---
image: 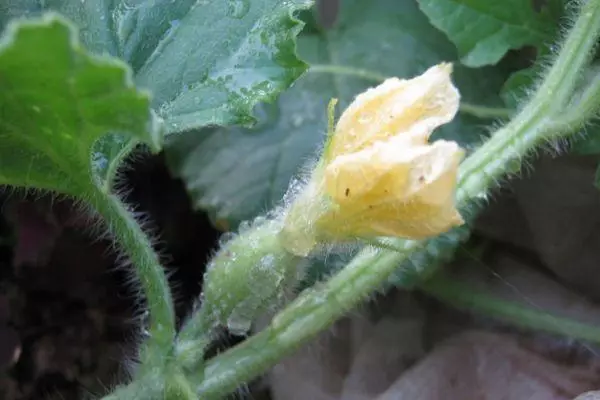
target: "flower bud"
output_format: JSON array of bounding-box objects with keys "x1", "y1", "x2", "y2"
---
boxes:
[{"x1": 201, "y1": 220, "x2": 302, "y2": 335}]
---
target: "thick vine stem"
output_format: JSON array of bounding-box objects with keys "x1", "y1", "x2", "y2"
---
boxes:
[
  {"x1": 192, "y1": 1, "x2": 600, "y2": 397},
  {"x1": 421, "y1": 275, "x2": 600, "y2": 345},
  {"x1": 87, "y1": 187, "x2": 175, "y2": 369}
]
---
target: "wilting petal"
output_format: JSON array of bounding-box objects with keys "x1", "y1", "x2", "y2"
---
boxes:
[
  {"x1": 327, "y1": 63, "x2": 460, "y2": 159},
  {"x1": 318, "y1": 137, "x2": 464, "y2": 239},
  {"x1": 281, "y1": 63, "x2": 465, "y2": 256}
]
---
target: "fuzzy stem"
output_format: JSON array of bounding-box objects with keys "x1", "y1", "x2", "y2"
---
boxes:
[
  {"x1": 553, "y1": 71, "x2": 600, "y2": 132},
  {"x1": 421, "y1": 275, "x2": 600, "y2": 344},
  {"x1": 457, "y1": 0, "x2": 600, "y2": 203},
  {"x1": 192, "y1": 1, "x2": 600, "y2": 397},
  {"x1": 87, "y1": 188, "x2": 175, "y2": 369},
  {"x1": 102, "y1": 139, "x2": 139, "y2": 193}
]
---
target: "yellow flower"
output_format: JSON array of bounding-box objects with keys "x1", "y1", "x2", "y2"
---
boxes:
[{"x1": 281, "y1": 63, "x2": 465, "y2": 256}]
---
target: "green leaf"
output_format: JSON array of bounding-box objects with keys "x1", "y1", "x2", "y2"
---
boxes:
[
  {"x1": 0, "y1": 13, "x2": 160, "y2": 196},
  {"x1": 121, "y1": 0, "x2": 311, "y2": 133},
  {"x1": 166, "y1": 0, "x2": 510, "y2": 228},
  {"x1": 0, "y1": 0, "x2": 311, "y2": 133},
  {"x1": 500, "y1": 64, "x2": 538, "y2": 109},
  {"x1": 0, "y1": 0, "x2": 119, "y2": 54},
  {"x1": 417, "y1": 0, "x2": 554, "y2": 67}
]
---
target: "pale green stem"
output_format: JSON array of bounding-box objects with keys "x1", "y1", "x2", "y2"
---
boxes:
[
  {"x1": 87, "y1": 188, "x2": 175, "y2": 369},
  {"x1": 552, "y1": 71, "x2": 600, "y2": 132},
  {"x1": 421, "y1": 275, "x2": 600, "y2": 345},
  {"x1": 309, "y1": 64, "x2": 513, "y2": 119},
  {"x1": 309, "y1": 63, "x2": 388, "y2": 82},
  {"x1": 102, "y1": 139, "x2": 139, "y2": 193},
  {"x1": 458, "y1": 103, "x2": 512, "y2": 119},
  {"x1": 194, "y1": 1, "x2": 600, "y2": 397}
]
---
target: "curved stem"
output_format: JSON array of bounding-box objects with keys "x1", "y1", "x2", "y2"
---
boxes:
[
  {"x1": 193, "y1": 1, "x2": 600, "y2": 397},
  {"x1": 102, "y1": 139, "x2": 139, "y2": 193},
  {"x1": 87, "y1": 188, "x2": 175, "y2": 368},
  {"x1": 421, "y1": 275, "x2": 600, "y2": 345},
  {"x1": 457, "y1": 0, "x2": 600, "y2": 203}
]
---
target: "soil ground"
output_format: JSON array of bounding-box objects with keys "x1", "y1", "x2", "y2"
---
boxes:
[{"x1": 0, "y1": 155, "x2": 227, "y2": 400}]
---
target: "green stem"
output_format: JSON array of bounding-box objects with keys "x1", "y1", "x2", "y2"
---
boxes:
[
  {"x1": 87, "y1": 188, "x2": 175, "y2": 368},
  {"x1": 457, "y1": 0, "x2": 600, "y2": 203},
  {"x1": 553, "y1": 71, "x2": 600, "y2": 132},
  {"x1": 101, "y1": 379, "x2": 160, "y2": 400},
  {"x1": 193, "y1": 1, "x2": 600, "y2": 397},
  {"x1": 102, "y1": 139, "x2": 139, "y2": 193},
  {"x1": 421, "y1": 275, "x2": 600, "y2": 345},
  {"x1": 196, "y1": 248, "x2": 418, "y2": 398},
  {"x1": 458, "y1": 103, "x2": 512, "y2": 119},
  {"x1": 309, "y1": 63, "x2": 388, "y2": 82},
  {"x1": 309, "y1": 64, "x2": 513, "y2": 120}
]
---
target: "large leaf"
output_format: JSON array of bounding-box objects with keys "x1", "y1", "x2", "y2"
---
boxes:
[
  {"x1": 126, "y1": 0, "x2": 311, "y2": 132},
  {"x1": 417, "y1": 0, "x2": 554, "y2": 67},
  {"x1": 0, "y1": 0, "x2": 311, "y2": 133},
  {"x1": 0, "y1": 14, "x2": 160, "y2": 196},
  {"x1": 166, "y1": 0, "x2": 510, "y2": 228}
]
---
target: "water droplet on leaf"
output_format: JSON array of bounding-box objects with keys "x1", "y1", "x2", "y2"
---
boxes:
[{"x1": 228, "y1": 0, "x2": 250, "y2": 19}]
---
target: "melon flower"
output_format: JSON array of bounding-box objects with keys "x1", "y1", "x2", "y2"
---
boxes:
[{"x1": 281, "y1": 63, "x2": 465, "y2": 256}]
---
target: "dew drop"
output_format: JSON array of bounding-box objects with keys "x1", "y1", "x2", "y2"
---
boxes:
[
  {"x1": 227, "y1": 315, "x2": 251, "y2": 336},
  {"x1": 218, "y1": 231, "x2": 236, "y2": 246},
  {"x1": 238, "y1": 220, "x2": 253, "y2": 233},
  {"x1": 258, "y1": 254, "x2": 275, "y2": 270},
  {"x1": 252, "y1": 215, "x2": 267, "y2": 227},
  {"x1": 291, "y1": 114, "x2": 304, "y2": 127},
  {"x1": 228, "y1": 0, "x2": 250, "y2": 19}
]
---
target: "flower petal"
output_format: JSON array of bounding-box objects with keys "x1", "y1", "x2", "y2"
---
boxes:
[
  {"x1": 320, "y1": 137, "x2": 464, "y2": 240},
  {"x1": 324, "y1": 138, "x2": 414, "y2": 206},
  {"x1": 327, "y1": 63, "x2": 460, "y2": 158}
]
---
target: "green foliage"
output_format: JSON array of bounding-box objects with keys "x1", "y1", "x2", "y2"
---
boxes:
[
  {"x1": 0, "y1": 13, "x2": 160, "y2": 196},
  {"x1": 166, "y1": 0, "x2": 510, "y2": 228},
  {"x1": 417, "y1": 0, "x2": 554, "y2": 67},
  {"x1": 0, "y1": 1, "x2": 312, "y2": 395},
  {"x1": 0, "y1": 0, "x2": 312, "y2": 133},
  {"x1": 127, "y1": 0, "x2": 311, "y2": 132},
  {"x1": 4, "y1": 0, "x2": 600, "y2": 399}
]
